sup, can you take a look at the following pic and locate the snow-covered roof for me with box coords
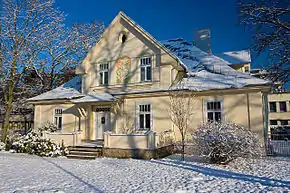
[215,50,251,65]
[172,70,269,91]
[27,76,83,102]
[71,93,116,103]
[161,38,270,90]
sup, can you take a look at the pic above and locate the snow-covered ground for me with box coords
[0,152,289,193]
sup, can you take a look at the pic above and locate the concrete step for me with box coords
[68,147,103,152]
[69,150,101,157]
[66,154,96,160]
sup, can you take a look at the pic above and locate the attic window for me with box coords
[121,34,127,43]
[119,31,128,43]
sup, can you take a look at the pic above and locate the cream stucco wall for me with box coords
[80,15,181,95]
[114,90,266,140]
[34,103,87,142]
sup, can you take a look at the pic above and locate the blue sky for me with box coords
[55,0,266,69]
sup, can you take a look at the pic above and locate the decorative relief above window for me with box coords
[116,56,131,84]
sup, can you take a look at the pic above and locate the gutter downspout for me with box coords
[262,92,269,153]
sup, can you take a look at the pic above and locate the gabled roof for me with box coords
[79,11,187,73]
[215,50,251,65]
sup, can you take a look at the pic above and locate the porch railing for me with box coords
[104,130,173,150]
[44,131,81,147]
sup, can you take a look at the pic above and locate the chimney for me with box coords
[193,29,212,54]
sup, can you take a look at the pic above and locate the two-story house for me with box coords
[27,12,271,158]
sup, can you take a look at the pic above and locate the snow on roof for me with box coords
[172,70,269,91]
[71,93,116,103]
[215,50,251,65]
[161,38,270,90]
[27,76,83,102]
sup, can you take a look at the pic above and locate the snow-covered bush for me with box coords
[157,131,174,148]
[11,129,68,157]
[192,122,263,164]
[39,121,58,133]
[0,142,5,151]
[5,130,22,151]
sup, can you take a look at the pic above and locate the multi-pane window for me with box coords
[99,63,109,85]
[138,104,151,130]
[244,66,249,73]
[269,102,277,112]
[270,120,278,125]
[280,120,288,126]
[140,57,152,82]
[279,102,287,112]
[206,100,223,122]
[54,109,63,130]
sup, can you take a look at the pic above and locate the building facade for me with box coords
[28,12,270,150]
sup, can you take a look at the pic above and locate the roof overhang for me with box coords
[71,93,116,104]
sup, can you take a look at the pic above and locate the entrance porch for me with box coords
[71,93,117,142]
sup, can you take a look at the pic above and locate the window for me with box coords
[269,102,277,112]
[138,103,152,130]
[279,101,287,112]
[206,100,223,122]
[270,120,278,125]
[121,34,127,43]
[99,63,109,85]
[54,109,63,130]
[280,120,288,126]
[244,66,249,72]
[118,31,128,43]
[140,57,152,82]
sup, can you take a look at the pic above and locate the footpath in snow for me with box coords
[0,152,289,193]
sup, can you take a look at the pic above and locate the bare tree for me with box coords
[0,0,66,143]
[32,20,105,93]
[238,0,290,84]
[72,21,105,60]
[0,0,105,143]
[169,84,196,161]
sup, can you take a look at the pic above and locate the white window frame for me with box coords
[204,99,224,122]
[140,56,152,82]
[54,108,63,130]
[136,102,153,131]
[99,63,109,85]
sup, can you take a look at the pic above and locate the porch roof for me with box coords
[71,93,116,104]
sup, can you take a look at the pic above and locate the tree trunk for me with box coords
[1,103,12,143]
[181,138,185,161]
[1,76,15,143]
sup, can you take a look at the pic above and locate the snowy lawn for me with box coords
[0,152,289,193]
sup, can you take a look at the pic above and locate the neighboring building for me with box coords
[27,12,270,156]
[215,50,251,73]
[268,90,290,137]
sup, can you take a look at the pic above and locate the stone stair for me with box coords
[67,146,103,160]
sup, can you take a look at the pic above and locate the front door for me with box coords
[95,111,110,140]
